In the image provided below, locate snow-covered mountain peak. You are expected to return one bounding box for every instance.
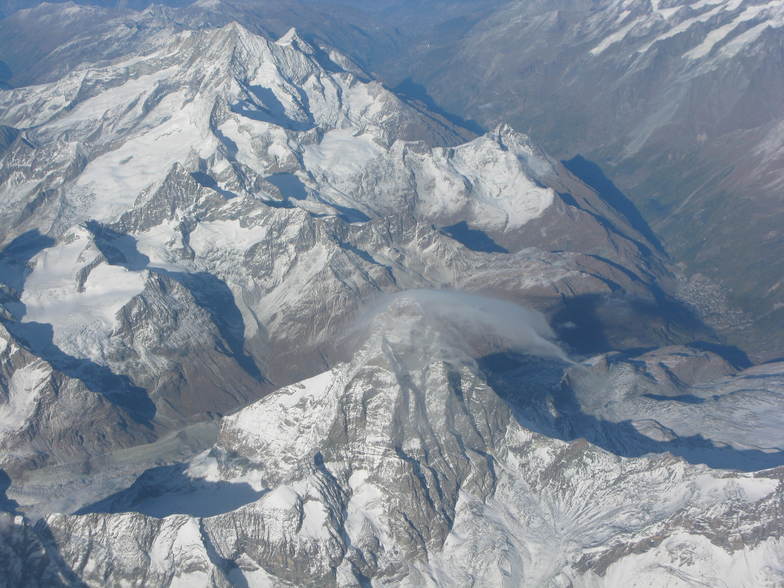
[2,15,612,255]
[477,123,558,180]
[0,20,466,229]
[0,14,670,429]
[275,26,315,53]
[1,4,783,586]
[33,291,783,586]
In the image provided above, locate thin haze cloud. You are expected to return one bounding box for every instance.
[347,289,571,362]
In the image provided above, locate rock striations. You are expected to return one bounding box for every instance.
[0,14,781,587]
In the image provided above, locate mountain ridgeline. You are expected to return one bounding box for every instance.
[0,4,782,587]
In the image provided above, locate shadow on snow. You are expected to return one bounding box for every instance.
[480,352,784,472]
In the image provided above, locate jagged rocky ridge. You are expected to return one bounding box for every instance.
[0,14,781,587]
[0,20,703,510]
[4,292,782,586]
[394,0,784,357]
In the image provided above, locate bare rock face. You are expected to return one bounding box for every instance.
[399,0,784,358]
[0,512,73,587]
[0,9,780,586]
[22,293,784,587]
[0,17,704,513]
[0,317,157,480]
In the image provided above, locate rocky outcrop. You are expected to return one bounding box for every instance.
[0,19,704,515]
[34,293,784,586]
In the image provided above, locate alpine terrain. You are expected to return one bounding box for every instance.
[376,0,784,357]
[0,3,782,587]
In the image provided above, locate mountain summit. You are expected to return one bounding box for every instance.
[5,291,783,586]
[0,8,782,587]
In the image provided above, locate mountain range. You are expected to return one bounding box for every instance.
[0,3,782,586]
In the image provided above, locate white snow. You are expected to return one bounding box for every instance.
[21,230,146,359]
[637,1,742,54]
[685,2,784,60]
[46,66,178,131]
[572,357,784,457]
[301,499,329,539]
[443,134,556,230]
[345,470,386,541]
[188,220,266,255]
[75,94,217,221]
[589,533,784,588]
[185,451,222,482]
[134,221,189,272]
[5,19,784,588]
[261,485,300,511]
[303,129,384,178]
[588,0,780,62]
[591,19,640,55]
[0,363,50,433]
[720,20,773,57]
[227,370,335,436]
[221,370,338,470]
[276,27,301,47]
